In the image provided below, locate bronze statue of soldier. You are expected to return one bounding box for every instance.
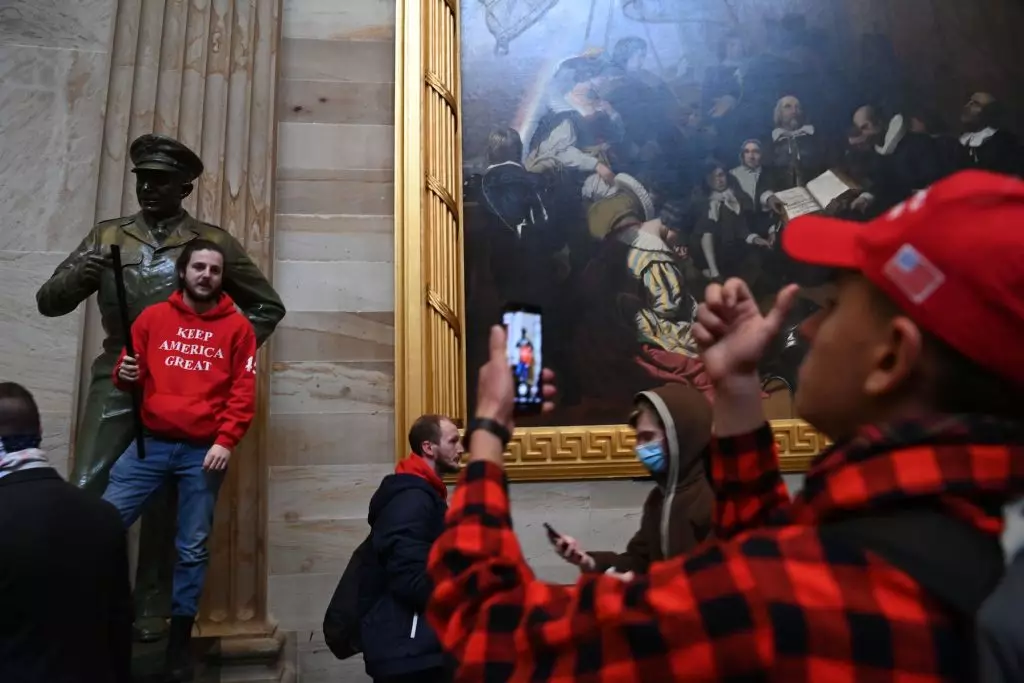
[36,134,286,642]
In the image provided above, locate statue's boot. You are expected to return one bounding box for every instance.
[135,484,179,642]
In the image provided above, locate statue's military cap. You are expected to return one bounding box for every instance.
[129,134,204,181]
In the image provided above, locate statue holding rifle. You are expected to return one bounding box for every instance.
[36,134,286,643]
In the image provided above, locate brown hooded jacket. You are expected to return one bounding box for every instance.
[588,384,714,574]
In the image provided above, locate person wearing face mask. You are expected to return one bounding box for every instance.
[551,384,713,575]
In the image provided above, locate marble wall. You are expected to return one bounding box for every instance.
[0,0,117,475]
[267,0,397,679]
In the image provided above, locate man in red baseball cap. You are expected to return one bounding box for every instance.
[426,170,1024,682]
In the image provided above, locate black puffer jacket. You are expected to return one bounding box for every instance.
[360,472,447,679]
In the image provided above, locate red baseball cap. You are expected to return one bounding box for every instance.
[782,170,1024,386]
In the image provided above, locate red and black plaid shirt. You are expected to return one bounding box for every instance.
[427,416,1024,681]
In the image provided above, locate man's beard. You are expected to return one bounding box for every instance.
[436,457,460,475]
[961,113,984,132]
[184,282,221,303]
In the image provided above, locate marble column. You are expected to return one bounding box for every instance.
[87,0,284,654]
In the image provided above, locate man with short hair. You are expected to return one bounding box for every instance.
[103,238,258,681]
[428,169,1024,681]
[0,382,132,682]
[361,415,464,683]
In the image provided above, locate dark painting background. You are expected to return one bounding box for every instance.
[460,0,1024,426]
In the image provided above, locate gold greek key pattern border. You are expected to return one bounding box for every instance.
[489,420,826,481]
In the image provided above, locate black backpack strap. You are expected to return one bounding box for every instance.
[822,505,1005,618]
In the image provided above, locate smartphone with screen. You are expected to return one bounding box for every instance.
[502,303,543,416]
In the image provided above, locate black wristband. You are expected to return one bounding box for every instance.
[463,418,512,450]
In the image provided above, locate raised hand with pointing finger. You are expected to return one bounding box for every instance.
[692,278,800,383]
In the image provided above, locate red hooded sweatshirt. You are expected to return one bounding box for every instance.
[113,290,257,449]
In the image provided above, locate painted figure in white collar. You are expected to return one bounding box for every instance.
[769,95,825,187]
[851,104,954,213]
[729,139,785,238]
[960,92,1022,177]
[693,161,771,286]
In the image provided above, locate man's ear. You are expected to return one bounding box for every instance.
[864,315,924,397]
[181,182,194,200]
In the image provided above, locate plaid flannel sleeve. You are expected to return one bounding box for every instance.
[710,423,793,540]
[427,461,776,682]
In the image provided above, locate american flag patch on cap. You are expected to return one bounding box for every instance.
[882,244,945,304]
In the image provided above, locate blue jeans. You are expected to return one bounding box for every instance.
[102,437,224,616]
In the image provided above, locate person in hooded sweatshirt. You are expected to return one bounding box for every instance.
[360,414,464,683]
[549,383,714,576]
[103,238,257,682]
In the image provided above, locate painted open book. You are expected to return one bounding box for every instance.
[775,170,861,220]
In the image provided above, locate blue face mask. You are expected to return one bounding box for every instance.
[635,442,667,474]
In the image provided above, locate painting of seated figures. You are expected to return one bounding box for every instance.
[461,0,1024,426]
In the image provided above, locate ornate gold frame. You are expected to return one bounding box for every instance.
[393,0,823,480]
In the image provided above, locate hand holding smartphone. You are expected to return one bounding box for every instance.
[502,303,543,416]
[544,522,596,571]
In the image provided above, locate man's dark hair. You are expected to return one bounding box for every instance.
[867,284,1024,419]
[408,414,447,456]
[175,239,226,290]
[860,104,887,129]
[486,128,523,166]
[611,37,647,69]
[0,382,42,437]
[700,159,730,194]
[978,98,1006,130]
[659,198,693,234]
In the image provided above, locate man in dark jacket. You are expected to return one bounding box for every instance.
[850,104,959,213]
[361,414,464,683]
[0,382,132,682]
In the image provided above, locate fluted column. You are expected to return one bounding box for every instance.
[395,0,465,458]
[87,0,282,639]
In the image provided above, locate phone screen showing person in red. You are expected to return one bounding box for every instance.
[503,308,543,411]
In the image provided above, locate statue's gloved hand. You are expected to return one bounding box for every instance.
[79,252,112,288]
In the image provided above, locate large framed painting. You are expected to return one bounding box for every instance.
[394,0,1023,480]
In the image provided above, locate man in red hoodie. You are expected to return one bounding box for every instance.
[103,238,256,681]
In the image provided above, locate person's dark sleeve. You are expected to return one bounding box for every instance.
[588,491,656,574]
[372,489,436,611]
[218,233,286,348]
[105,508,134,683]
[36,227,102,317]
